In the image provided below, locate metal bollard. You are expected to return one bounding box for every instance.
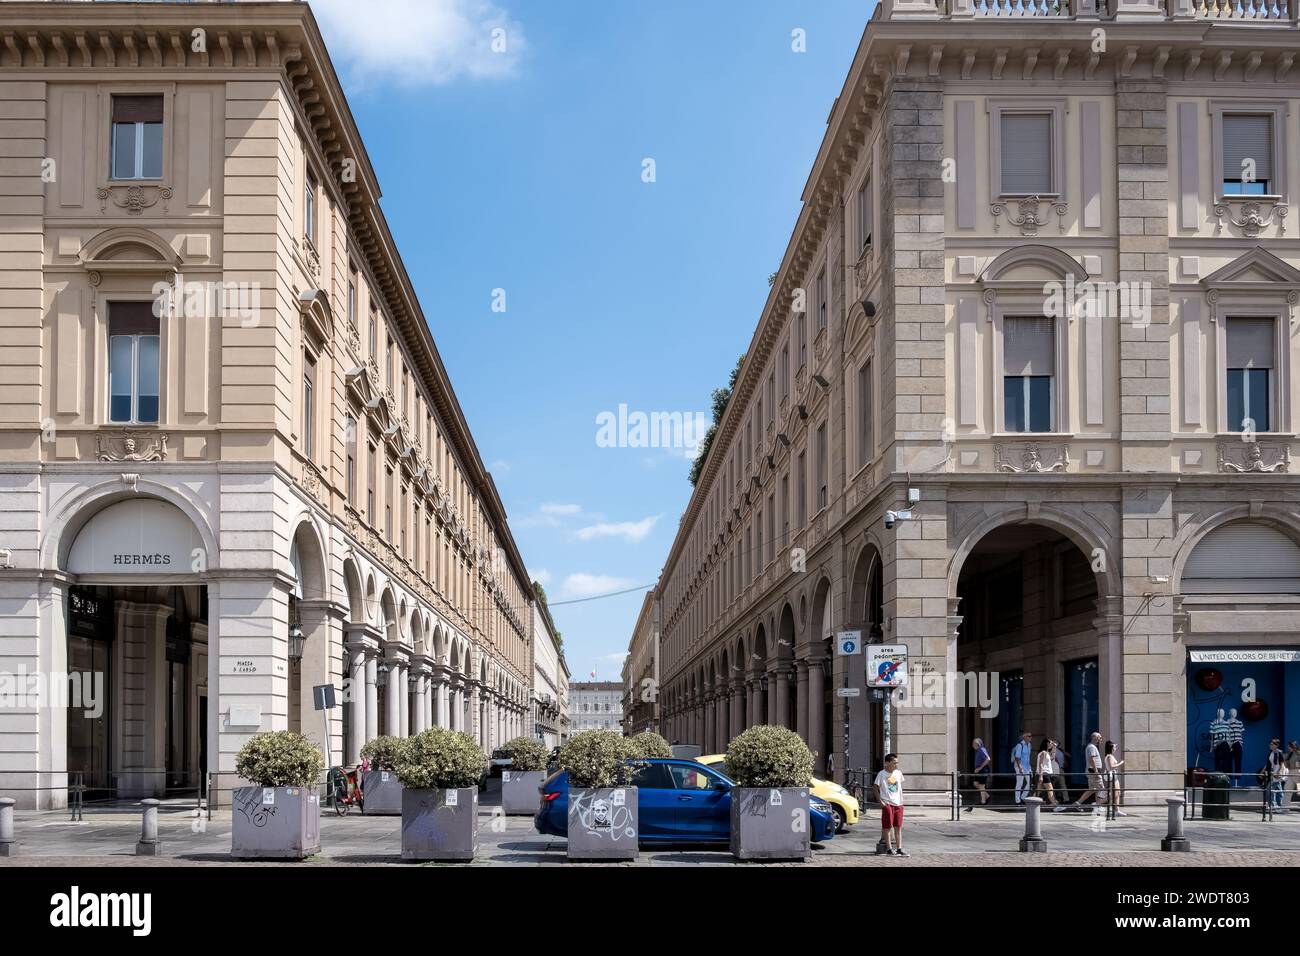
[0,797,15,856]
[1161,796,1190,852]
[1019,796,1047,852]
[136,798,161,857]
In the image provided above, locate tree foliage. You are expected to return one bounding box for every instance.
[689,352,746,486]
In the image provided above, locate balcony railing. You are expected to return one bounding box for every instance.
[880,0,1299,18]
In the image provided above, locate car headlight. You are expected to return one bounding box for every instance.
[811,799,831,813]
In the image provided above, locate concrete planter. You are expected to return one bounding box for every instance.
[730,787,811,861]
[361,769,403,815]
[400,787,478,862]
[231,786,321,860]
[567,786,638,861]
[501,770,546,815]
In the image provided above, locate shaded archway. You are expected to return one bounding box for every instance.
[954,522,1104,784]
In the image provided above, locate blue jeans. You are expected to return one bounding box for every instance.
[1270,779,1285,808]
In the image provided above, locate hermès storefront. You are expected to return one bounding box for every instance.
[656,0,1300,801]
[0,1,534,809]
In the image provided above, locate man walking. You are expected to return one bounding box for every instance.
[1012,731,1034,805]
[873,753,908,857]
[1071,732,1105,809]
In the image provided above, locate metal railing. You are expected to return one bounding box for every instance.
[844,768,1297,823]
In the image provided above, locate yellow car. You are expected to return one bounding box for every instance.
[695,754,860,831]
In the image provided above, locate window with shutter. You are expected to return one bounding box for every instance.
[1222,114,1274,196]
[1226,317,1274,432]
[1183,521,1300,594]
[1003,316,1055,433]
[1000,113,1053,195]
[859,176,873,251]
[111,95,163,180]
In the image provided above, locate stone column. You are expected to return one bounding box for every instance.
[704,695,715,752]
[413,673,427,734]
[775,668,791,729]
[730,684,743,741]
[436,679,448,728]
[400,665,412,737]
[715,693,728,750]
[796,660,810,742]
[766,677,777,727]
[384,664,400,738]
[807,657,825,773]
[347,646,366,764]
[365,655,379,745]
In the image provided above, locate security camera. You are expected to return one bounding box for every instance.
[884,511,897,530]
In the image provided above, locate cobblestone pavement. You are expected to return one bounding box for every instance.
[2,795,1296,867]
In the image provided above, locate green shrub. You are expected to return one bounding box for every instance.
[724,725,813,788]
[557,730,637,788]
[393,727,487,790]
[626,730,672,760]
[360,735,408,771]
[235,731,325,788]
[500,735,549,772]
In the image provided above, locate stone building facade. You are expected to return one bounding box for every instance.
[569,682,624,733]
[530,601,565,748]
[0,1,535,808]
[657,0,1300,797]
[622,591,659,735]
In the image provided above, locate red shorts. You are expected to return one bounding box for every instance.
[881,803,904,828]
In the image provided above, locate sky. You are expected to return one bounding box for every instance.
[310,0,875,681]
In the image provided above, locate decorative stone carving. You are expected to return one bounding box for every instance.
[1218,441,1290,474]
[1212,200,1288,238]
[97,184,173,216]
[301,460,329,507]
[993,441,1070,473]
[96,430,168,462]
[302,239,321,281]
[990,195,1067,236]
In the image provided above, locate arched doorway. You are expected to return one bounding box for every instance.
[61,495,211,800]
[954,522,1104,789]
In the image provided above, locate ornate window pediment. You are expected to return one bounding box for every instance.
[79,226,181,285]
[1200,246,1300,294]
[297,288,334,352]
[977,244,1089,291]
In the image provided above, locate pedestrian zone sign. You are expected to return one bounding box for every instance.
[866,644,908,687]
[836,631,862,656]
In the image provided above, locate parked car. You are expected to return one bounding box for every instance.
[534,757,837,845]
[694,754,860,832]
[487,748,513,779]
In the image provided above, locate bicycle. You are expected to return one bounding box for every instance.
[328,765,364,816]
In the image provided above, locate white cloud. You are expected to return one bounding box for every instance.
[311,0,525,89]
[561,573,635,599]
[540,503,582,516]
[600,652,628,665]
[532,568,552,587]
[489,459,512,474]
[575,515,659,544]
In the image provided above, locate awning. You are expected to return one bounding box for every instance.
[1189,649,1300,663]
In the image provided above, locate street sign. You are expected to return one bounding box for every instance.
[836,687,861,698]
[866,644,908,687]
[313,684,337,710]
[835,631,863,656]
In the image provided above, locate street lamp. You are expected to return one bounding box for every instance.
[376,661,389,690]
[288,623,305,662]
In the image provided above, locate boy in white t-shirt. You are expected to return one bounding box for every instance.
[872,753,908,857]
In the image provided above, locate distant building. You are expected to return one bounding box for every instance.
[622,592,659,735]
[569,682,624,733]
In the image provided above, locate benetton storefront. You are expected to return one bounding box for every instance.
[1186,648,1300,784]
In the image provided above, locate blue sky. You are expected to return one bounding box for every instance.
[313,0,874,679]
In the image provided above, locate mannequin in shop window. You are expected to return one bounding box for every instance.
[1210,708,1231,774]
[1227,708,1244,783]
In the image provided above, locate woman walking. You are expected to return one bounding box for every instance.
[1036,739,1065,811]
[1103,740,1127,817]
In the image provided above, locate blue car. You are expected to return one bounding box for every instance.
[534,757,837,845]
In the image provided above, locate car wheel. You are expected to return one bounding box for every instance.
[831,806,845,833]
